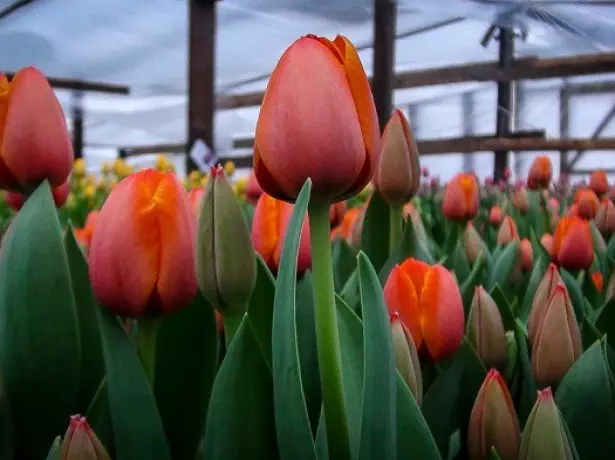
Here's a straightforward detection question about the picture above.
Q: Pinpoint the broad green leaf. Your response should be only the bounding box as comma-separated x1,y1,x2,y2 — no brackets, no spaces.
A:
315,408,328,460
514,320,537,426
607,233,615,264
590,221,609,280
444,242,471,285
529,227,550,265
271,180,317,460
361,191,390,273
487,240,520,291
490,285,516,331
527,191,547,238
582,316,602,351
460,254,486,315
340,269,361,313
45,436,61,460
560,269,586,323
357,252,396,460
595,299,615,350
97,309,171,460
0,182,80,458
333,240,358,292
248,255,276,368
204,315,277,459
155,292,218,460
519,257,546,322
86,378,114,456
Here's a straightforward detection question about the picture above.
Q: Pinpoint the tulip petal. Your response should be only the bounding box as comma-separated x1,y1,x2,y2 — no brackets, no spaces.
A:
252,193,282,270
253,145,293,202
384,266,422,349
399,258,429,294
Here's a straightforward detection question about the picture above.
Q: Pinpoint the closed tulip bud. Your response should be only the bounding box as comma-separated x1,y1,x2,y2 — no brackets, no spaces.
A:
465,222,486,265
329,201,346,228
532,284,582,388
467,287,507,370
468,369,520,460
60,415,111,460
574,188,599,219
375,109,420,205
589,169,609,197
245,170,263,205
527,156,552,190
497,216,519,246
513,187,530,213
519,388,575,460
0,68,73,193
552,216,593,270
528,263,563,344
391,313,423,404
442,173,479,221
489,206,503,226
252,192,311,274
197,166,257,316
89,170,197,316
254,35,379,203
519,239,533,272
595,198,615,237
540,233,555,259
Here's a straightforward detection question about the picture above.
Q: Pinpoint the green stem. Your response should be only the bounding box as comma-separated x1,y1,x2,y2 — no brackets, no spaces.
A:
389,203,403,255
308,202,351,460
224,311,244,349
137,318,159,388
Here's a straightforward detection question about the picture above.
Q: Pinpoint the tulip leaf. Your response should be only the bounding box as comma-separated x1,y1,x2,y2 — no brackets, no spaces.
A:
514,319,537,426
490,285,517,332
559,408,582,460
460,253,486,316
556,338,615,459
271,179,317,460
607,233,615,265
204,315,277,459
340,269,361,313
527,191,547,238
583,269,604,310
489,447,502,460
64,226,105,414
97,308,171,460
529,227,550,266
443,242,471,285
315,408,328,460
361,191,391,273
333,240,358,292
594,298,615,351
155,292,218,460
45,436,61,460
357,252,397,460
0,374,14,460
582,316,602,350
86,378,114,456
487,240,520,291
248,255,276,367
0,182,81,459
560,269,586,323
519,256,546,322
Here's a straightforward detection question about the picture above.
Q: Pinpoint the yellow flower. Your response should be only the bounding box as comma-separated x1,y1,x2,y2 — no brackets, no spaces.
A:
200,176,208,187
83,184,96,199
73,159,86,176
101,162,112,175
189,170,201,182
224,160,236,177
234,177,248,195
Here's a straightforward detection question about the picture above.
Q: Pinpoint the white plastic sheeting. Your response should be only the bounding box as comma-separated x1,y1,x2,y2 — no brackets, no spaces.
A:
1,0,614,179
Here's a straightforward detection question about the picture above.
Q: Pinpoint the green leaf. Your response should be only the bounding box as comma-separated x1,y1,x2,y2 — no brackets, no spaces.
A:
45,436,61,460
86,378,114,456
340,269,361,313
529,227,550,266
489,447,502,460
333,240,358,292
513,320,537,426
443,242,471,285
595,300,615,349
357,252,396,459
582,316,602,351
583,268,604,310
315,408,328,460
204,315,277,459
97,309,171,460
519,256,546,322
0,182,80,458
271,180,317,460
560,269,586,324
487,240,520,291
460,253,486,315
527,191,547,238
490,285,516,331
248,255,276,368
0,374,14,460
590,221,609,278
155,292,218,460
64,226,104,414
556,339,615,459
607,233,615,264
361,191,392,273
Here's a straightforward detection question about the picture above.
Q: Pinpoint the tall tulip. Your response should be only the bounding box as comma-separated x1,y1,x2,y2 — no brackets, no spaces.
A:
574,188,599,219
552,216,593,270
0,68,74,193
589,169,609,197
442,173,479,221
527,156,552,190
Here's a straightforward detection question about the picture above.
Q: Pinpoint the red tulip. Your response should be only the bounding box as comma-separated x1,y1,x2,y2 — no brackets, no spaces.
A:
442,173,479,221
573,188,599,219
0,68,73,193
252,192,311,274
592,272,603,292
4,179,69,210
589,169,609,196
89,169,197,317
527,156,552,190
254,35,379,203
552,216,593,270
245,170,263,205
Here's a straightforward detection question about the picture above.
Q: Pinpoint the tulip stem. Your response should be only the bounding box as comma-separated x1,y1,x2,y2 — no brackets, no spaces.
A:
137,318,159,389
389,204,403,254
224,311,244,348
308,202,351,460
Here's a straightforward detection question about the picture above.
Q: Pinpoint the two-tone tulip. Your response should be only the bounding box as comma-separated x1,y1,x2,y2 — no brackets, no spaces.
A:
552,216,593,270
464,222,486,265
374,109,420,205
467,287,507,370
89,169,197,316
60,415,111,460
527,263,563,344
497,216,519,246
513,187,530,213
3,178,70,210
390,312,422,404
442,173,479,221
527,156,552,190
0,68,74,194
252,192,311,274
595,198,615,237
384,259,464,360
574,188,599,219
468,369,520,460
589,169,609,197
254,35,379,203
245,170,263,205
489,206,503,226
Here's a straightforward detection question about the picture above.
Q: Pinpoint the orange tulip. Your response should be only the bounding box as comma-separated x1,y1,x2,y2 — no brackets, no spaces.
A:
89,169,197,317
574,188,599,219
442,173,479,221
527,156,552,190
384,259,464,360
188,187,205,220
329,201,347,228
254,35,379,203
497,216,519,246
520,238,533,272
4,178,69,210
252,192,311,274
245,170,263,205
0,68,73,193
331,206,360,243
60,415,111,460
489,206,503,226
589,169,609,196
552,216,593,270
592,272,603,292
74,211,100,248
527,263,563,345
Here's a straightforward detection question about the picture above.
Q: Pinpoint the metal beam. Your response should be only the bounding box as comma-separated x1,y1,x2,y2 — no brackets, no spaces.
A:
559,85,571,173
570,168,615,175
493,27,515,180
461,91,475,173
372,0,397,131
566,80,615,95
568,102,615,169
71,92,84,159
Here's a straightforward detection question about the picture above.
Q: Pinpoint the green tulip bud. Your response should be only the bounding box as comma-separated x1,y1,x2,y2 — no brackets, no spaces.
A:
391,314,422,404
467,286,507,370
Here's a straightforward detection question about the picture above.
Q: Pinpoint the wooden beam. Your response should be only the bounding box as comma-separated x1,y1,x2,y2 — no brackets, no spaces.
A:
559,85,571,173
566,80,615,95
2,72,129,94
569,102,615,169
0,0,36,21
372,0,397,131
493,27,515,181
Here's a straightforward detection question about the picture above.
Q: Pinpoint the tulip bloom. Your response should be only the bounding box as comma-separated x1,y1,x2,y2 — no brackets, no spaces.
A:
245,170,263,204
0,68,74,193
74,211,100,248
89,169,197,317
60,415,111,460
468,369,520,460
252,192,311,274
592,272,603,292
442,173,479,221
489,206,503,226
331,206,360,244
4,178,69,210
467,287,507,370
497,216,519,246
552,216,593,270
384,259,464,360
375,109,420,205
595,198,615,237
513,187,530,213
589,169,609,196
527,156,552,190
254,35,379,203
574,188,599,219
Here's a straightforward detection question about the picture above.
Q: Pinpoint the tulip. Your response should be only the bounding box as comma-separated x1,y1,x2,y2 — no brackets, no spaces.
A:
254,35,379,203
589,169,609,197
74,211,100,249
442,173,479,221
60,415,111,460
548,198,560,216
527,263,563,344
595,198,615,237
89,169,197,317
4,178,69,210
565,204,579,218
513,187,530,213
0,68,74,193
375,109,420,206
519,388,575,460
403,202,428,243
188,187,205,220
245,170,263,204
489,206,503,226
468,369,520,460
552,216,593,270
467,287,507,370
331,206,360,245
527,156,552,190
391,312,422,404
574,188,599,219
197,166,257,318
464,222,486,265
329,201,346,228
252,192,311,274
520,238,533,272
532,284,582,388
497,216,519,246
540,233,554,258
384,259,464,361
592,272,603,292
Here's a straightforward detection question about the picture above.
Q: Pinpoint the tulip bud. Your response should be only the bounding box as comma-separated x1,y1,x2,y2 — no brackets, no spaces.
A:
391,313,422,404
503,331,519,384
489,206,503,226
468,369,521,460
595,198,615,237
403,203,428,243
527,156,552,190
497,216,519,246
589,169,609,197
513,187,530,213
540,233,554,258
574,188,599,220
464,222,486,265
442,173,479,221
528,264,563,344
60,415,111,460
532,284,582,388
467,287,507,370
548,198,560,216
198,166,257,315
520,239,533,272
519,388,575,459
552,216,593,270
245,170,263,205
375,109,420,205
